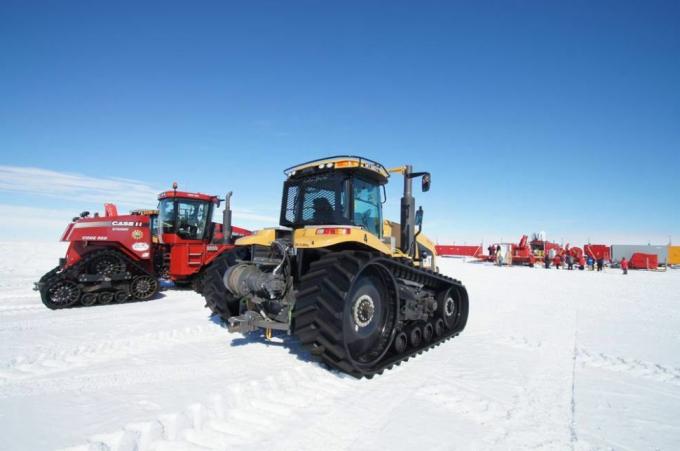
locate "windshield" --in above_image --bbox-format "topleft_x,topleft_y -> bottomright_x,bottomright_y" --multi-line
280,173 -> 350,227
158,198 -> 211,240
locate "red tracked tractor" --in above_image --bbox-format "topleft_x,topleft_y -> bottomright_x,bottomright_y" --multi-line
35,185 -> 249,309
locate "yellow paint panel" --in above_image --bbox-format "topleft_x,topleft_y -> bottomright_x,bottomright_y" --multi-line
236,228 -> 277,247
669,246 -> 680,265
293,226 -> 402,257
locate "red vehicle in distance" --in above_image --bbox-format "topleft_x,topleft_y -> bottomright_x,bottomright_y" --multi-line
35,184 -> 250,309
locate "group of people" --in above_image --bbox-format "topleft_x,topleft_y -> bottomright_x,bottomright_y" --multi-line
544,253 -> 600,271
488,244 -> 629,274
543,253 -> 629,274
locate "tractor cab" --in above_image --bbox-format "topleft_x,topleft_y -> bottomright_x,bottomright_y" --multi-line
156,184 -> 222,282
280,157 -> 389,238
157,186 -> 219,244
275,156 -> 431,263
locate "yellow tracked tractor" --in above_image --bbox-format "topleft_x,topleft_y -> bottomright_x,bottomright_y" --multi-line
202,156 -> 468,377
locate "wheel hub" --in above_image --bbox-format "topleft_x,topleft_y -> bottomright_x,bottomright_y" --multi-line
352,294 -> 375,328
93,256 -> 125,276
49,282 -> 78,305
445,297 -> 456,317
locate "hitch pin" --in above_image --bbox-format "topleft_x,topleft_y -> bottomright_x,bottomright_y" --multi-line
265,328 -> 272,340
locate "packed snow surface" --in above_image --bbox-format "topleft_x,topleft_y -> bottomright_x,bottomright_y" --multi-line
1,242 -> 679,450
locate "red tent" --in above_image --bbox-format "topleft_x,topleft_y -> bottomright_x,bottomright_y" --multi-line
629,253 -> 658,270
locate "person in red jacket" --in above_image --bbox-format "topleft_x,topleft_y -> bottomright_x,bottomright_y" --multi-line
621,257 -> 629,275
553,254 -> 562,269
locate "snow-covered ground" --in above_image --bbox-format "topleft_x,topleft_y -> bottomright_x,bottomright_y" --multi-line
1,242 -> 679,451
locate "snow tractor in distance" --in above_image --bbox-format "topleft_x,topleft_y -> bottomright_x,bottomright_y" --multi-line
205,156 -> 469,378
35,184 -> 249,309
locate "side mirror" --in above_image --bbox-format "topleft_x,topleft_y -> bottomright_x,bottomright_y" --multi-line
421,173 -> 431,192
415,206 -> 424,227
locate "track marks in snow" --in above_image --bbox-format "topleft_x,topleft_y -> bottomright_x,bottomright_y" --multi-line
497,335 -> 543,350
0,325 -> 226,383
577,348 -> 680,386
0,303 -> 45,315
415,383 -> 510,425
60,367 -> 354,451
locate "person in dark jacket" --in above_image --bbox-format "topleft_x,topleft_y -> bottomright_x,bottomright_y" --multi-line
621,257 -> 629,275
544,254 -> 551,269
597,257 -> 604,271
566,254 -> 574,270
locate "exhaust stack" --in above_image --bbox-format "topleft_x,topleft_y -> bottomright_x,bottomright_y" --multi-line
223,191 -> 233,244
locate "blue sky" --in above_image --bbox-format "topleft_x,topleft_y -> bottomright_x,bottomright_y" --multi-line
1,0 -> 678,245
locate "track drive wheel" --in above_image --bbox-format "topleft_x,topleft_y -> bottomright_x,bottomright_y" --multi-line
89,253 -> 127,277
294,251 -> 398,377
43,279 -> 81,309
201,248 -> 248,320
130,276 -> 159,300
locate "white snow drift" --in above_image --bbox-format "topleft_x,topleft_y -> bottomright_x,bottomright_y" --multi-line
0,242 -> 679,450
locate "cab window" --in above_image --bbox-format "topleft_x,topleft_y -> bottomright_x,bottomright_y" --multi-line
176,200 -> 210,240
353,178 -> 381,236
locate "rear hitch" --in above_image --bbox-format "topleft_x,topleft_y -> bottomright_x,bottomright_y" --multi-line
226,311 -> 288,334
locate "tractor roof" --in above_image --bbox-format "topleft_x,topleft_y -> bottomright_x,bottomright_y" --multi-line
157,190 -> 220,203
130,209 -> 159,216
284,155 -> 390,183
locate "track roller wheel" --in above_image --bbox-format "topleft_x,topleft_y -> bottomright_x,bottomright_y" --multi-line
80,293 -> 97,307
409,326 -> 422,348
130,275 -> 159,300
393,331 -> 408,354
434,318 -> 445,337
43,279 -> 81,309
98,292 -> 114,305
423,322 -> 434,343
114,291 -> 128,303
89,253 -> 127,277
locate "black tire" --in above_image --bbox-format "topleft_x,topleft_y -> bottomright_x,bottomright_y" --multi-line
294,251 -> 398,377
114,290 -> 128,303
80,293 -> 97,306
43,279 -> 80,309
130,276 -> 159,300
201,248 -> 248,320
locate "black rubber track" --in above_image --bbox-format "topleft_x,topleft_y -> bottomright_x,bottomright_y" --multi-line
293,250 -> 469,378
38,249 -> 158,310
201,247 -> 250,320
